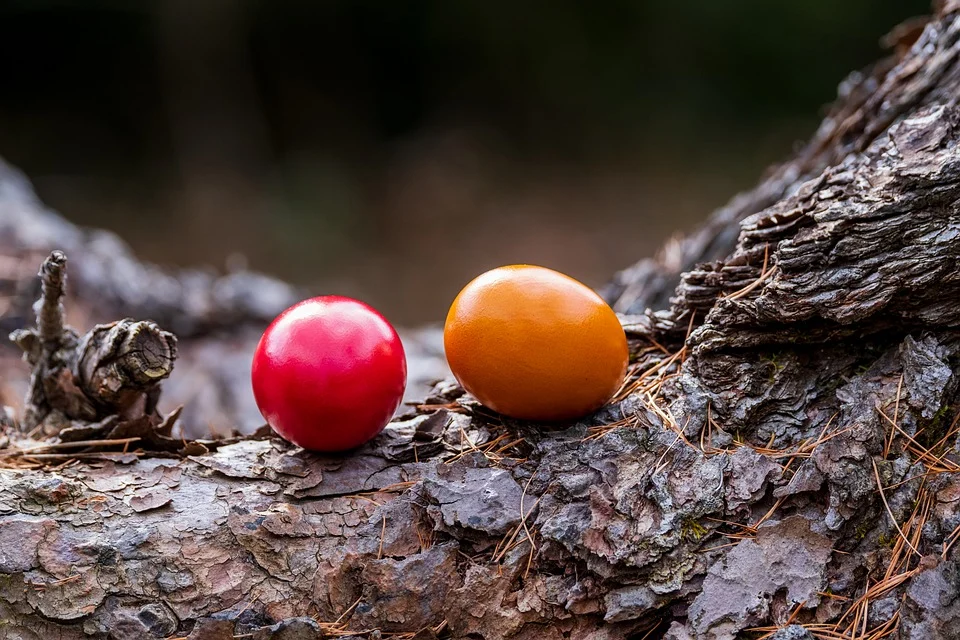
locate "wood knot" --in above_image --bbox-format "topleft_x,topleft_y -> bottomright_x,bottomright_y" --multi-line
78,318 -> 178,407
117,321 -> 178,384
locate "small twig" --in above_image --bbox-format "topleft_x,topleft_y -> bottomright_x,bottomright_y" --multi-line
783,600 -> 806,627
637,622 -> 662,640
878,408 -> 960,472
653,432 -> 682,475
727,243 -> 774,302
883,375 -> 904,459
751,496 -> 787,531
234,596 -> 258,618
332,595 -> 363,626
377,515 -> 387,560
872,459 -> 920,557
612,347 -> 684,403
518,474 -> 539,580
684,309 -> 697,342
493,476 -> 543,566
36,250 -> 68,350
644,335 -> 671,355
2,437 -> 142,456
20,451 -> 144,461
943,521 -> 960,559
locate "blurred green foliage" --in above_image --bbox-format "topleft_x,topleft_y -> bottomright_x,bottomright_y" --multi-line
0,0 -> 932,323
0,0 -> 928,167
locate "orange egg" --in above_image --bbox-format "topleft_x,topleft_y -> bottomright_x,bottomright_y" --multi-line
444,265 -> 628,421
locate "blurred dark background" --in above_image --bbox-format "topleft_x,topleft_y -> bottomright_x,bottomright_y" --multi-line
0,0 -> 929,325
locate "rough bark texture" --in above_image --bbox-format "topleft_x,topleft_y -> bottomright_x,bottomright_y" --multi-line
4,5 -> 960,640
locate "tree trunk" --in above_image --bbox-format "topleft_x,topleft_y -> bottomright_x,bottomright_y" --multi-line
3,6 -> 960,640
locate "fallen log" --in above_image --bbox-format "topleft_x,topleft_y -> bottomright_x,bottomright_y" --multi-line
3,5 -> 960,640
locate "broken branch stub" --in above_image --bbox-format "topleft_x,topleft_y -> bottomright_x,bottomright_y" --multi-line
9,251 -> 178,435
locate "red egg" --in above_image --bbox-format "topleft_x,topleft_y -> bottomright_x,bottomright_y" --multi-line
251,296 -> 407,452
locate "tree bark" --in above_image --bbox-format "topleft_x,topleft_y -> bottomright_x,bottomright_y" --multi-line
4,5 -> 960,640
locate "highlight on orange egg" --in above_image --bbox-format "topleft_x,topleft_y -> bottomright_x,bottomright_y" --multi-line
443,264 -> 628,422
